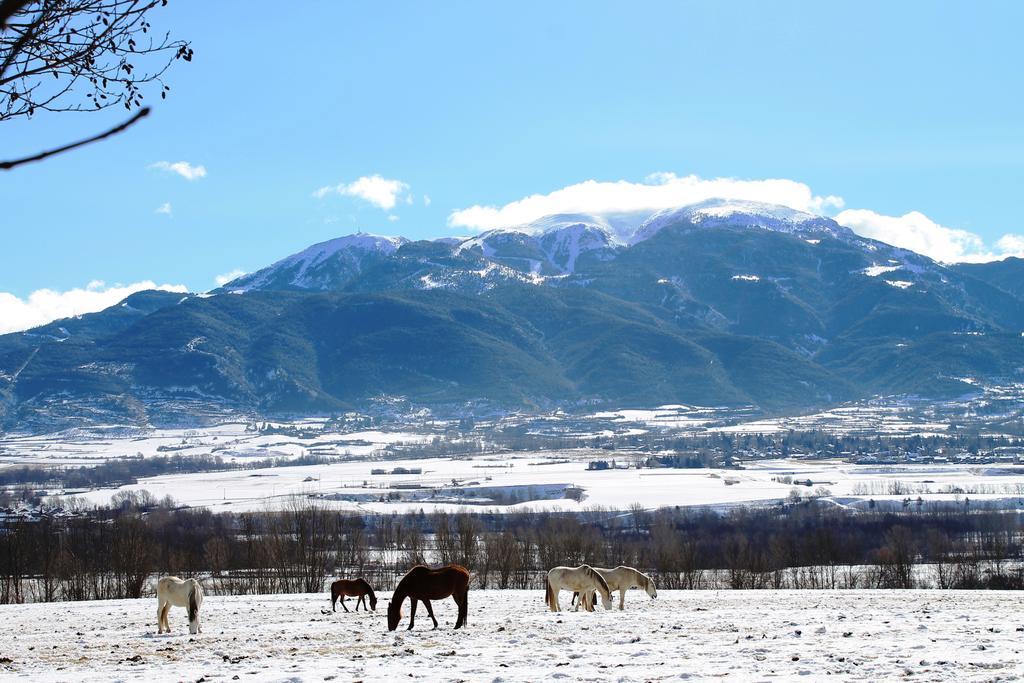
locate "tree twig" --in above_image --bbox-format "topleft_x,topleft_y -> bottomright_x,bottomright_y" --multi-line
0,105 -> 148,169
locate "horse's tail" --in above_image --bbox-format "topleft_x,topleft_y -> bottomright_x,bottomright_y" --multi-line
545,573 -> 554,608
187,581 -> 200,622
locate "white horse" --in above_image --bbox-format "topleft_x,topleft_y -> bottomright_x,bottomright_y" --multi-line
156,576 -> 204,634
577,566 -> 657,611
545,565 -> 611,612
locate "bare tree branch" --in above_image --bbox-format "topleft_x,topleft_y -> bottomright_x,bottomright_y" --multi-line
0,1 -> 189,167
0,1 -> 191,120
0,104 -> 147,169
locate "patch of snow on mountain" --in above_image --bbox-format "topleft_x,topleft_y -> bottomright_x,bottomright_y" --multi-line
861,265 -> 901,277
731,274 -> 761,282
885,280 -> 914,289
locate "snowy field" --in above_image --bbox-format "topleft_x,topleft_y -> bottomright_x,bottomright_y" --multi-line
64,453 -> 1024,514
3,388 -> 1024,513
0,421 -> 434,467
1,590 -> 1022,681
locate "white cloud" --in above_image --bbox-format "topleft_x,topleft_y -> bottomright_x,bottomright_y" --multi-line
834,209 -> 1024,263
995,234 -> 1024,257
423,194 -> 432,207
0,281 -> 189,335
447,172 -> 845,231
214,269 -> 247,287
313,174 -> 409,210
387,214 -> 400,222
155,202 -> 173,216
149,161 -> 207,181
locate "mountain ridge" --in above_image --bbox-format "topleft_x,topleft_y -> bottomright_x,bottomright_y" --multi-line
3,199 -> 1022,432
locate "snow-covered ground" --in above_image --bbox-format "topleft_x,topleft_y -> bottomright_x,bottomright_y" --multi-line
1,590 -> 1022,681
0,422 -> 433,467
67,453 -> 1024,514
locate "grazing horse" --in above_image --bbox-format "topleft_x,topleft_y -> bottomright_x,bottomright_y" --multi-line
578,566 -> 658,611
156,576 -> 204,635
545,565 -> 611,612
330,578 -> 378,612
387,564 -> 470,631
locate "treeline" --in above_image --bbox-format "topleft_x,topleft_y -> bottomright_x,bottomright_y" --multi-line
2,500 -> 1021,604
475,424 -> 1021,462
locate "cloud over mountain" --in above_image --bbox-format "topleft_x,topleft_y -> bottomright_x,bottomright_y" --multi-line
835,209 -> 1024,263
447,173 -> 844,231
0,280 -> 188,335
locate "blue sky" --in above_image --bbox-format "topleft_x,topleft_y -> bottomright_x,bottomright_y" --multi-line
2,1 -> 1023,329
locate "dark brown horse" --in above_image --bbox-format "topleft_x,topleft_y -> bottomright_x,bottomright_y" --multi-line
387,564 -> 470,631
330,578 -> 377,612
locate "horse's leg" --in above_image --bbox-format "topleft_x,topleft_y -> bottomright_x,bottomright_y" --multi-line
331,590 -> 338,612
156,598 -> 165,633
619,589 -> 626,610
160,601 -> 170,632
340,595 -> 350,612
357,594 -> 364,611
454,591 -> 467,629
423,600 -> 438,629
408,598 -> 418,630
553,588 -> 561,612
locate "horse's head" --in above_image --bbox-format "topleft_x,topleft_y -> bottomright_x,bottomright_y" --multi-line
386,598 -> 402,631
369,592 -> 378,611
646,579 -> 658,599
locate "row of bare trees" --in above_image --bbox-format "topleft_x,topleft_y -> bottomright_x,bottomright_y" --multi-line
2,499 -> 1022,603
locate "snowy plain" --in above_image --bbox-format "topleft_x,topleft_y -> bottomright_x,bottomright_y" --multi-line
58,453 -> 1024,514
1,589 -> 1022,682
3,384 -> 1023,514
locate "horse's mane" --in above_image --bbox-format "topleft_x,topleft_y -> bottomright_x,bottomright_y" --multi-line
446,564 -> 470,578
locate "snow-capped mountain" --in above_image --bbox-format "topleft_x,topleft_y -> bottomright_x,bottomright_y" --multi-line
222,233 -> 408,292
7,196 -> 1022,431
630,198 -> 853,244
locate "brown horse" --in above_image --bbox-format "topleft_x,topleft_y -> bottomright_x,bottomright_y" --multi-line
387,564 -> 470,631
330,578 -> 377,612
